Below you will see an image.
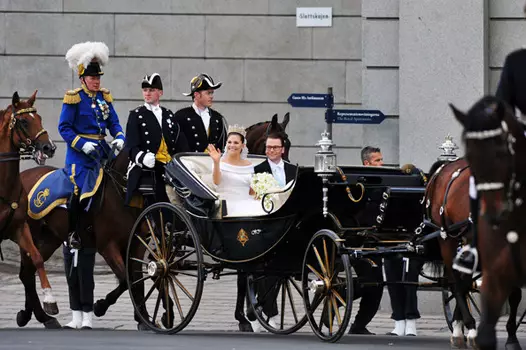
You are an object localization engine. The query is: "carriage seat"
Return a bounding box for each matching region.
[175,154,295,218]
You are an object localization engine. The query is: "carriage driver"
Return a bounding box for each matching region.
[125,73,189,206]
[59,41,125,329]
[174,73,227,153]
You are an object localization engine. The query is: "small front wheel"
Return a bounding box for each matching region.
[302,229,353,343]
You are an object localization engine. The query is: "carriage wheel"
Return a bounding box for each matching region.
[246,273,308,334]
[302,229,353,343]
[126,202,204,334]
[442,273,481,332]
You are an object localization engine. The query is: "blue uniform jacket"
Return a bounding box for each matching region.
[58,85,125,201]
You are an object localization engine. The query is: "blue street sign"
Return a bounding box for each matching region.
[326,109,385,124]
[287,93,333,108]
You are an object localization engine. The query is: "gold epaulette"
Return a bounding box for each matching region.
[63,88,82,104]
[100,88,113,103]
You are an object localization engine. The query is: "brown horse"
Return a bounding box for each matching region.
[17,150,149,328]
[0,91,58,323]
[451,95,525,350]
[424,158,481,347]
[245,113,291,161]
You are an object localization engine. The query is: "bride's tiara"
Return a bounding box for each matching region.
[227,124,246,137]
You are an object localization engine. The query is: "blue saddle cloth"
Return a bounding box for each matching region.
[28,169,73,220]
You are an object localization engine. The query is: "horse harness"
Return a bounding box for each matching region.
[416,162,471,243]
[463,119,524,277]
[0,106,49,239]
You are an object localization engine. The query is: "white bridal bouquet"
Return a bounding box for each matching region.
[250,172,280,211]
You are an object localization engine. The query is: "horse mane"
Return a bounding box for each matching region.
[427,160,449,178]
[245,121,268,132]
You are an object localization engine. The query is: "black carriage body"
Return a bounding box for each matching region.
[165,154,426,270]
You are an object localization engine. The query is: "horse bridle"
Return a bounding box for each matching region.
[464,120,521,212]
[0,107,49,162]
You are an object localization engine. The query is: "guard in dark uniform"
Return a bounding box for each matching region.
[453,48,526,275]
[174,73,227,152]
[125,73,189,206]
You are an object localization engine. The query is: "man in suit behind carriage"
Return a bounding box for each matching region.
[174,73,227,153]
[453,46,526,275]
[125,73,189,206]
[58,41,126,329]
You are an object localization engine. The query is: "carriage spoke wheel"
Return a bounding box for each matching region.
[246,273,308,334]
[302,230,353,343]
[442,273,481,333]
[126,202,204,334]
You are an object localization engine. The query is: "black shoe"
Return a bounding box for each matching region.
[67,232,82,250]
[349,326,375,335]
[452,248,477,275]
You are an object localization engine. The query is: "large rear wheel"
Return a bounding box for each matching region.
[302,229,353,342]
[126,202,204,334]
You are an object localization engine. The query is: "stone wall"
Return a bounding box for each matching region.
[1,0,525,171]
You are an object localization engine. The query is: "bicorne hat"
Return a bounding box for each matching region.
[183,73,222,96]
[65,41,109,77]
[142,73,163,90]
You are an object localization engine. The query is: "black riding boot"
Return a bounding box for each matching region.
[453,196,479,275]
[67,193,82,250]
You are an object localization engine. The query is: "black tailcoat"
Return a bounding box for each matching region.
[173,106,226,152]
[125,105,189,204]
[496,48,526,116]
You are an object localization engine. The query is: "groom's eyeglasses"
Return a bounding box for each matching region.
[266,146,283,150]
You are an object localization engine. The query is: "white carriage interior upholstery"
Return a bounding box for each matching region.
[175,155,296,218]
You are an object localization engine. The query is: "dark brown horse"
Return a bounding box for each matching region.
[17,150,149,329]
[246,113,291,161]
[0,91,58,322]
[452,95,525,350]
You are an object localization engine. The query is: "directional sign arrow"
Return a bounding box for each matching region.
[287,93,333,108]
[326,109,385,124]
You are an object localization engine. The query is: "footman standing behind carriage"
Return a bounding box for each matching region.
[174,73,227,153]
[125,73,189,206]
[59,41,126,329]
[453,44,526,276]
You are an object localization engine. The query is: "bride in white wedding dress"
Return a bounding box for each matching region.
[207,126,265,217]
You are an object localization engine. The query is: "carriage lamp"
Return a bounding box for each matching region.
[314,131,337,217]
[314,131,337,175]
[438,134,459,161]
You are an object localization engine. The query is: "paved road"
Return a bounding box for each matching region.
[0,329,524,350]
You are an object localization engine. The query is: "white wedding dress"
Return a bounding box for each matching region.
[216,162,265,217]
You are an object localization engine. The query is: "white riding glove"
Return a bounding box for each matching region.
[142,152,156,168]
[81,141,97,155]
[111,138,124,151]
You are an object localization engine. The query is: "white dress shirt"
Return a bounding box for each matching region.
[144,103,163,127]
[192,103,211,135]
[268,159,286,187]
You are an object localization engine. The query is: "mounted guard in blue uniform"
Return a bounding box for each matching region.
[59,41,125,248]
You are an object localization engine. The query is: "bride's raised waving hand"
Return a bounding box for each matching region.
[207,144,221,163]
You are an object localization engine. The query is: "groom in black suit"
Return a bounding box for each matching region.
[252,132,296,326]
[254,132,296,185]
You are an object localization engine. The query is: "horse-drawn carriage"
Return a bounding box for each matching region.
[123,131,448,342]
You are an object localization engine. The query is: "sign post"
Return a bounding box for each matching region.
[287,88,385,139]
